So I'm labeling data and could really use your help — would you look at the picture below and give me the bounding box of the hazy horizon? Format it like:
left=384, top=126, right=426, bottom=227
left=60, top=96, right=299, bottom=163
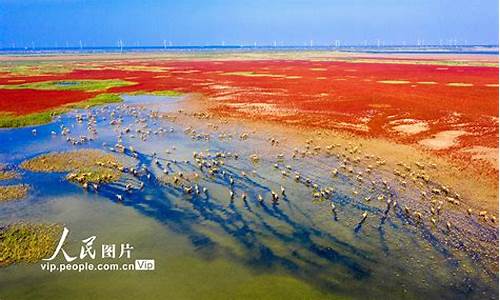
left=0, top=0, right=498, bottom=49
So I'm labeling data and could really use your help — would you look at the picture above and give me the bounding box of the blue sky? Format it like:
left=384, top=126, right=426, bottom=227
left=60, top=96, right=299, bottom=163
left=0, top=0, right=498, bottom=48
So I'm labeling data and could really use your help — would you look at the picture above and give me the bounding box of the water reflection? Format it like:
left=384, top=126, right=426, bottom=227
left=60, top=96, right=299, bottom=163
left=0, top=95, right=497, bottom=299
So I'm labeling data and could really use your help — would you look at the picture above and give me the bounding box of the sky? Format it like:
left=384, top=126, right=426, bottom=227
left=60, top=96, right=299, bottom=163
left=0, top=0, right=498, bottom=48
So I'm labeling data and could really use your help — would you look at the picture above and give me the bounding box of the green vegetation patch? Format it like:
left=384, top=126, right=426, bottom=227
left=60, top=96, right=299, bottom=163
left=112, top=65, right=172, bottom=72
left=0, top=63, right=74, bottom=76
left=0, top=184, right=29, bottom=202
left=221, top=71, right=286, bottom=78
left=0, top=89, right=177, bottom=129
left=21, top=150, right=123, bottom=185
left=126, top=90, right=184, bottom=96
left=67, top=93, right=123, bottom=109
left=0, top=110, right=64, bottom=128
left=0, top=223, right=63, bottom=266
left=0, top=93, right=123, bottom=128
left=0, top=79, right=136, bottom=92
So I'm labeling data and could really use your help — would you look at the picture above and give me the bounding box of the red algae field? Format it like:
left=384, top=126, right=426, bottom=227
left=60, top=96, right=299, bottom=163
left=0, top=53, right=497, bottom=170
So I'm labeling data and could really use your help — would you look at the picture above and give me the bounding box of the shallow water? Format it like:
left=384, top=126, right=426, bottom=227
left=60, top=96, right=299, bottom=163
left=0, top=95, right=497, bottom=300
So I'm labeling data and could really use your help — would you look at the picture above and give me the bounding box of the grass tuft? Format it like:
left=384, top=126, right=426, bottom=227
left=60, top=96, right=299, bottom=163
left=0, top=79, right=136, bottom=92
left=0, top=93, right=123, bottom=128
left=0, top=223, right=63, bottom=266
left=0, top=184, right=29, bottom=202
